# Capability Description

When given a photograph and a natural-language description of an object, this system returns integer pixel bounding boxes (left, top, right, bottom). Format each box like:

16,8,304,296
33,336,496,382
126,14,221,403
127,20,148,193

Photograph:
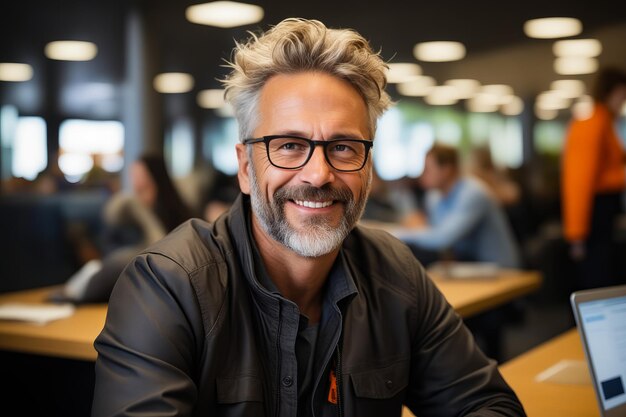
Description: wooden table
499,328,599,417
0,269,541,362
431,269,541,318
0,286,106,361
404,328,596,417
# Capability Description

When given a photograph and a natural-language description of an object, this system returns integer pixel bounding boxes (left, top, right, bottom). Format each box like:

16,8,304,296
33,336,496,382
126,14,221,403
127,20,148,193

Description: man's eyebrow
272,130,368,140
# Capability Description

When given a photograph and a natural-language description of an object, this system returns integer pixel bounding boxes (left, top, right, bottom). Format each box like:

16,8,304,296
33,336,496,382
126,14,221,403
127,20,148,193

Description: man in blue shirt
394,143,520,268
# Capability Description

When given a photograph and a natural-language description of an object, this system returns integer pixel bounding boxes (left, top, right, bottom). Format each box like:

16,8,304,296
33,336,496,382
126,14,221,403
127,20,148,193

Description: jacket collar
226,193,357,312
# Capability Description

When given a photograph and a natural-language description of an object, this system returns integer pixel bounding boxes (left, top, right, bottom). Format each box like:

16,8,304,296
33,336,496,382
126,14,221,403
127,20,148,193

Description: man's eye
330,143,355,154
280,142,305,151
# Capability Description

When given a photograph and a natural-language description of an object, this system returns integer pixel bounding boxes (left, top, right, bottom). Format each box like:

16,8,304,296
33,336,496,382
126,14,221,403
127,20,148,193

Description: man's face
236,71,372,258
419,154,448,190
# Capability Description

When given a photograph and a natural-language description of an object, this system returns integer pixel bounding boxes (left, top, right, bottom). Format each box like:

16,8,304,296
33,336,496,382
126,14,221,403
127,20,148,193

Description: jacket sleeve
92,252,205,417
561,109,608,241
405,266,526,417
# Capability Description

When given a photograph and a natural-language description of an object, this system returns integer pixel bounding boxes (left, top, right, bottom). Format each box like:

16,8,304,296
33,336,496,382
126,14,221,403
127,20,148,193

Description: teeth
295,200,333,208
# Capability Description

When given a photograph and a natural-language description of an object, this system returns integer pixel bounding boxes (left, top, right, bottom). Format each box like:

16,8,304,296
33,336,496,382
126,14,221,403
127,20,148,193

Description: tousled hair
222,18,392,140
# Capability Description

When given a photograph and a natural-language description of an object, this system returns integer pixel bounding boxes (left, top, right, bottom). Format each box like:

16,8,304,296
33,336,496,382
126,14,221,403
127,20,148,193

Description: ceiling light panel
386,63,422,84
45,41,98,61
186,1,264,28
444,79,480,99
523,17,582,39
501,96,524,116
197,89,225,108
413,41,466,62
154,72,194,93
554,57,598,75
424,85,459,105
0,63,33,81
396,75,435,96
553,39,602,57
550,79,586,98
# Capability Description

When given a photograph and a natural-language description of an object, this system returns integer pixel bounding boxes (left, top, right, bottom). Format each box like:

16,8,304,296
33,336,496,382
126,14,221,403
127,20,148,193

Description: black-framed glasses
243,135,373,172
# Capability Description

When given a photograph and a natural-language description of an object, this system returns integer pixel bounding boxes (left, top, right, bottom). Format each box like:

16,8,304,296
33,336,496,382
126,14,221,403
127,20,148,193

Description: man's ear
236,143,251,195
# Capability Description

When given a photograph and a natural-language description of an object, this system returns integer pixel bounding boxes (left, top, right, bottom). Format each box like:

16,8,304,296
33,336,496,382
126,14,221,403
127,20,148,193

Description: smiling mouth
293,200,334,209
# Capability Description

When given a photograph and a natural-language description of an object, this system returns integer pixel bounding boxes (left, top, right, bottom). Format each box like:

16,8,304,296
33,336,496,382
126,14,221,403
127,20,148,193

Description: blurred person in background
51,152,193,303
562,67,626,290
468,146,521,208
394,143,520,268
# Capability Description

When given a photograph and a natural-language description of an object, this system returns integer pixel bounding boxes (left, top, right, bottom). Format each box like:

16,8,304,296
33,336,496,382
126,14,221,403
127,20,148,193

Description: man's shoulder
142,217,233,275
345,224,425,279
458,177,494,205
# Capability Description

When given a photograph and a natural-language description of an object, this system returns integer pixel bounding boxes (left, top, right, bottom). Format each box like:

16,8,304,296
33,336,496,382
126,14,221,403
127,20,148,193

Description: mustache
274,184,353,204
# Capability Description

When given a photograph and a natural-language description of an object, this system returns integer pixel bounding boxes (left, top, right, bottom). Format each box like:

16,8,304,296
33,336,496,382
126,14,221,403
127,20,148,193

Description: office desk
403,328,595,417
499,329,598,417
0,287,105,361
431,269,541,318
0,269,540,362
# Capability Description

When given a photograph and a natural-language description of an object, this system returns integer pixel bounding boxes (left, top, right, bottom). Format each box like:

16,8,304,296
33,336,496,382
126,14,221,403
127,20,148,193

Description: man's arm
405,266,525,416
92,253,206,417
393,186,488,250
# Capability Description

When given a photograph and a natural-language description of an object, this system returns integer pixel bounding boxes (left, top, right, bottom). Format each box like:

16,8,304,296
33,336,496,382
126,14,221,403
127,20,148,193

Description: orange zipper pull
328,368,338,404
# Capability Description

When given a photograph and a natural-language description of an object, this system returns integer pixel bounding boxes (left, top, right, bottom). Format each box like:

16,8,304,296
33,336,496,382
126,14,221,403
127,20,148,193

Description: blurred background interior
2,0,626,394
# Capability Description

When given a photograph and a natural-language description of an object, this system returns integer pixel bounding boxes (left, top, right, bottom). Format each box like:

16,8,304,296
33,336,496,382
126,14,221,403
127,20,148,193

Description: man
561,67,626,290
394,143,521,268
92,19,525,417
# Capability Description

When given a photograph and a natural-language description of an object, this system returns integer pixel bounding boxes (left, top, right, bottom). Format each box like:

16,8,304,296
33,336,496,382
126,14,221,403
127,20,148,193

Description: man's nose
298,145,335,187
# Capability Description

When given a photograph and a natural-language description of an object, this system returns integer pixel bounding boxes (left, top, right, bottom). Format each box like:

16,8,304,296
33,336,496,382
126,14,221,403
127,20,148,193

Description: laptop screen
577,294,626,411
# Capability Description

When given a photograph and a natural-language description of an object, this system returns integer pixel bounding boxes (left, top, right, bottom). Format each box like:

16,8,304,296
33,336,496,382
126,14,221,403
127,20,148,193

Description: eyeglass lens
267,137,368,171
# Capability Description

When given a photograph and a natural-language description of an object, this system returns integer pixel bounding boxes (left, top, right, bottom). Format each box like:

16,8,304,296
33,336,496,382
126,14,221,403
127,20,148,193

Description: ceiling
1,0,626,122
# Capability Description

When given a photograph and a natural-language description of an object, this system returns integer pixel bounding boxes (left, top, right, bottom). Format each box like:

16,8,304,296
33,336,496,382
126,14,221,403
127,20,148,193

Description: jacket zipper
336,342,344,417
275,302,282,417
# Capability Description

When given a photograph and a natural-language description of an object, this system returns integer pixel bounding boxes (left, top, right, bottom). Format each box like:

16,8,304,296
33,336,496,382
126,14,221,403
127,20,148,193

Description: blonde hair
222,18,392,140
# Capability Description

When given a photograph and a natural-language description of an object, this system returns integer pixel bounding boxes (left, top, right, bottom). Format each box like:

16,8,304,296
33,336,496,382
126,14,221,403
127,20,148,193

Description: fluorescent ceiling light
536,91,570,110
197,89,225,108
0,63,33,81
444,79,480,99
550,79,585,98
466,94,499,112
501,96,524,116
45,41,98,61
386,63,422,84
523,17,582,39
554,57,598,75
424,85,459,105
186,1,264,28
535,107,559,120
480,84,514,97
553,39,602,57
154,72,194,93
396,75,435,96
413,41,466,62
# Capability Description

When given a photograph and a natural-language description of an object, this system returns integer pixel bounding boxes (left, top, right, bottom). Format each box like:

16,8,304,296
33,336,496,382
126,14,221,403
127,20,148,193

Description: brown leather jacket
92,195,525,417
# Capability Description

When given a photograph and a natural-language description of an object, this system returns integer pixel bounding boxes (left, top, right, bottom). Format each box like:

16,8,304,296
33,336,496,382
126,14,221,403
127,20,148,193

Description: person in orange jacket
562,67,626,290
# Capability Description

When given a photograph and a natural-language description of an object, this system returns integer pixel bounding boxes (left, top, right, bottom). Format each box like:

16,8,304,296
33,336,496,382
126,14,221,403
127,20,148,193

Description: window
59,119,124,182
13,116,47,180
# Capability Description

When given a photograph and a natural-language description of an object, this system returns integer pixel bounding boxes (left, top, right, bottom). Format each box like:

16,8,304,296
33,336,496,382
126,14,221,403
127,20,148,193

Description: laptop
571,285,626,417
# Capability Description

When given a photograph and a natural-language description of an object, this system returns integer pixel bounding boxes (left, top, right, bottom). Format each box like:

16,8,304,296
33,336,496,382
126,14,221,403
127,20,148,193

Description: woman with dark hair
51,153,193,303
562,67,626,290
130,153,193,233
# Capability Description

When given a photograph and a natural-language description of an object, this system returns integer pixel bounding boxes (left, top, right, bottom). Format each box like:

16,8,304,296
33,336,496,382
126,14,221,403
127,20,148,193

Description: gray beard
248,161,370,258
